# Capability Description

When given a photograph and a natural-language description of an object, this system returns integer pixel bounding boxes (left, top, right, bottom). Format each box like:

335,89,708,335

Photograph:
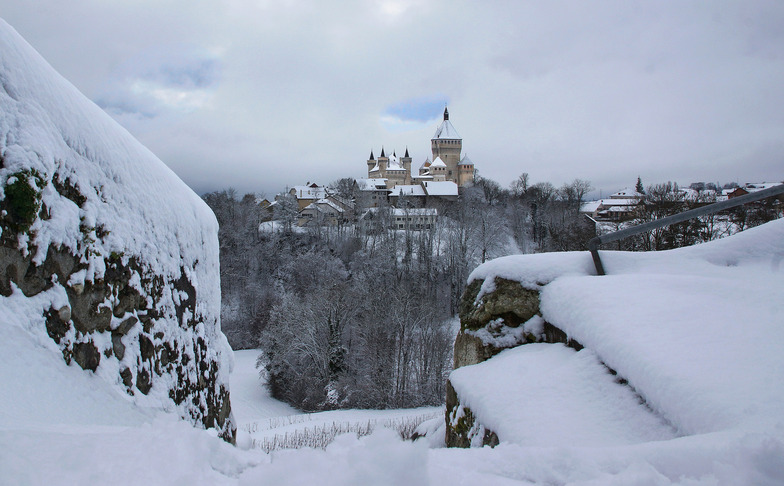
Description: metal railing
587,184,784,275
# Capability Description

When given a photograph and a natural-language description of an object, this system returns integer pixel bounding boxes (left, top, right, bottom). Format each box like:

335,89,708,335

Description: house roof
355,178,389,191
580,200,602,213
430,156,447,168
390,208,437,217
389,185,426,197
423,181,459,196
744,182,782,192
598,198,641,207
610,188,644,199
291,185,327,200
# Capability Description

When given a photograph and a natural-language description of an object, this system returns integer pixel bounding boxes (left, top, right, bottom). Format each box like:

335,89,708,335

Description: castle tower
367,149,376,176
431,106,463,185
458,154,475,187
401,147,412,185
378,146,388,174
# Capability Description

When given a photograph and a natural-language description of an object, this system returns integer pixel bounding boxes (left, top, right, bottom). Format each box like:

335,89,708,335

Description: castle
366,107,475,189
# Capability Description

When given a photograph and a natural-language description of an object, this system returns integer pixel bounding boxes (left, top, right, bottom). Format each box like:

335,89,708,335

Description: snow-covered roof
432,119,461,140
422,181,459,196
291,185,327,200
386,154,405,170
390,208,437,217
302,199,344,214
388,185,426,197
744,182,782,192
355,178,388,191
459,154,474,166
610,188,644,199
430,157,447,168
580,200,602,213
420,158,431,169
598,198,641,207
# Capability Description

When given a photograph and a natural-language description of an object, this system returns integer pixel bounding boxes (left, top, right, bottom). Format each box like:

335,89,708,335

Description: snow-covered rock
447,218,784,457
0,19,234,441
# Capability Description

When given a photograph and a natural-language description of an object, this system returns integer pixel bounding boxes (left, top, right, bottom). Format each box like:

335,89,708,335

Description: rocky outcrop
446,275,582,447
0,21,234,442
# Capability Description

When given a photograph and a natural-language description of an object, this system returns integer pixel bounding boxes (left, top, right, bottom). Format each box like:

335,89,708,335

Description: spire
393,150,396,157
380,146,386,157
404,147,409,158
444,106,449,121
369,149,375,160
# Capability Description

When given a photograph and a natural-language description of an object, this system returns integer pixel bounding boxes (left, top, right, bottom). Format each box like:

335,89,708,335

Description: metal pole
587,184,784,275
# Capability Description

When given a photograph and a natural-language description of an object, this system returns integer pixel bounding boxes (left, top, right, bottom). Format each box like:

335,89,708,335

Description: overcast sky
2,1,783,197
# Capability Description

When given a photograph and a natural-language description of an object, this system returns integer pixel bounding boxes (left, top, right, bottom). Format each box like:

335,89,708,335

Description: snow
422,180,459,196
229,350,298,424
430,156,447,168
432,119,461,140
610,188,644,198
389,184,427,197
355,178,389,191
290,184,327,200
4,327,784,484
450,343,676,446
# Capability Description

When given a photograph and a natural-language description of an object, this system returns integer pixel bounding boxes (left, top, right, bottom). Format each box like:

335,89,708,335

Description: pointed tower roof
432,106,461,140
380,147,386,157
459,154,473,166
369,150,375,160
404,147,409,158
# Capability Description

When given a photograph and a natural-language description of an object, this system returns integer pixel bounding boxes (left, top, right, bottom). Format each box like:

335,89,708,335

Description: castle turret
367,149,376,175
401,147,412,184
378,146,388,173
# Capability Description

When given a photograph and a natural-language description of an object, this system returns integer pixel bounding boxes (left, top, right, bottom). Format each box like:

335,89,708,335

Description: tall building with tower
366,107,475,189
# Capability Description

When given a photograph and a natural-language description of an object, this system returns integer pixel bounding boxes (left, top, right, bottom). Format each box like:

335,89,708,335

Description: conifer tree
636,176,645,195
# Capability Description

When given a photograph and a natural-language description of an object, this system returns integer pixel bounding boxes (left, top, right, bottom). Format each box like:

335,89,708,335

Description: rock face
447,275,582,447
0,20,234,442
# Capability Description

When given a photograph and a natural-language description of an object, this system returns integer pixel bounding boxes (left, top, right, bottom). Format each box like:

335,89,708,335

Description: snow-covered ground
3,307,784,484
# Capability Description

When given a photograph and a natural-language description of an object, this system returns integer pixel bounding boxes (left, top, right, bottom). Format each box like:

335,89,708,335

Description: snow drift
0,19,234,441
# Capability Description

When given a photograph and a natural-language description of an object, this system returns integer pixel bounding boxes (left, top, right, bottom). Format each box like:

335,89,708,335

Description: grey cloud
1,0,782,197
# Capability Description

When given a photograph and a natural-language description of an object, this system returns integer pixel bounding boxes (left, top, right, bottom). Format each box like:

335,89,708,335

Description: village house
580,188,644,221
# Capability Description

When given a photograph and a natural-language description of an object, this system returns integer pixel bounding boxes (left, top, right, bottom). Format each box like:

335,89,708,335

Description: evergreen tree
636,176,645,195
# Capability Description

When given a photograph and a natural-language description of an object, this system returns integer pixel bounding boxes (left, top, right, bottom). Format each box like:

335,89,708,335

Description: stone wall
0,178,234,441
